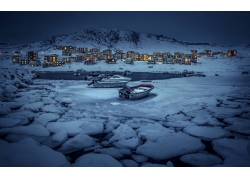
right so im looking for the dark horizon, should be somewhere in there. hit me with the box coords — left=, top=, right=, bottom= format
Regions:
left=1, top=11, right=250, bottom=46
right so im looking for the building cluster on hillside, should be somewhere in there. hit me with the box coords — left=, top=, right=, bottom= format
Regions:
left=11, top=45, right=237, bottom=67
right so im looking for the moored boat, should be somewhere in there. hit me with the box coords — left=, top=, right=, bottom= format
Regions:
left=119, top=84, right=154, bottom=100
left=88, top=80, right=129, bottom=88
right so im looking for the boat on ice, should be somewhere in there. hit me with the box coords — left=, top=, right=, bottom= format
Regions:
left=101, top=75, right=132, bottom=82
left=88, top=80, right=129, bottom=88
left=118, top=84, right=154, bottom=100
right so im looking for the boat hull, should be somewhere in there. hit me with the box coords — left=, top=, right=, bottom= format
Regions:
left=92, top=81, right=128, bottom=88
left=119, top=84, right=154, bottom=100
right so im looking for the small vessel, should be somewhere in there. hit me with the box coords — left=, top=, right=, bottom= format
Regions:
left=119, top=84, right=154, bottom=100
left=88, top=80, right=129, bottom=88
left=101, top=75, right=131, bottom=82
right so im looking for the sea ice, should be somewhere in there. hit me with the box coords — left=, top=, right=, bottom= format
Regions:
left=136, top=123, right=175, bottom=142
left=0, top=117, right=21, bottom=128
left=94, top=147, right=124, bottom=159
left=34, top=113, right=60, bottom=126
left=120, top=159, right=138, bottom=167
left=72, top=153, right=123, bottom=167
left=0, top=124, right=50, bottom=137
left=0, top=138, right=70, bottom=167
left=131, top=154, right=148, bottom=163
left=136, top=132, right=205, bottom=160
left=212, top=138, right=250, bottom=159
left=57, top=133, right=96, bottom=154
left=109, top=124, right=137, bottom=142
left=180, top=153, right=223, bottom=166
left=183, top=126, right=230, bottom=141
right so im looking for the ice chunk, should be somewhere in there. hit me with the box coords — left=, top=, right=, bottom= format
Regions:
left=131, top=154, right=148, bottom=163
left=214, top=155, right=250, bottom=167
left=0, top=117, right=21, bottom=128
left=212, top=138, right=250, bottom=159
left=180, top=153, right=223, bottom=166
left=0, top=138, right=70, bottom=167
left=136, top=132, right=205, bottom=160
left=72, top=153, right=123, bottom=167
left=225, top=119, right=250, bottom=135
left=120, top=159, right=138, bottom=167
left=94, top=147, right=124, bottom=159
left=0, top=124, right=50, bottom=137
left=115, top=137, right=140, bottom=149
left=41, top=104, right=61, bottom=113
left=109, top=124, right=137, bottom=142
left=34, top=113, right=60, bottom=126
left=183, top=126, right=230, bottom=141
left=57, top=133, right=96, bottom=154
left=21, top=102, right=44, bottom=112
left=136, top=123, right=174, bottom=142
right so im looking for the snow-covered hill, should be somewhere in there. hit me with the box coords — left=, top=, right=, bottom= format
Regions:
left=1, top=28, right=243, bottom=55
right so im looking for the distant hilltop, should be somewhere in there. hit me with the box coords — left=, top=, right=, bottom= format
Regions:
left=1, top=28, right=218, bottom=53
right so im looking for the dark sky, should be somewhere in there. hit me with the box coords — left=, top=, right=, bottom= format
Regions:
left=1, top=11, right=250, bottom=46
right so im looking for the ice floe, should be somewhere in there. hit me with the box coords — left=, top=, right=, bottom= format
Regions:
left=109, top=124, right=137, bottom=142
left=0, top=124, right=50, bottom=137
left=72, top=153, right=123, bottom=167
left=94, top=147, right=124, bottom=159
left=183, top=126, right=230, bottom=141
left=0, top=138, right=70, bottom=167
left=33, top=113, right=60, bottom=126
left=120, top=159, right=138, bottom=167
left=57, top=133, right=96, bottom=154
left=180, top=153, right=223, bottom=166
left=212, top=138, right=250, bottom=159
left=136, top=132, right=205, bottom=160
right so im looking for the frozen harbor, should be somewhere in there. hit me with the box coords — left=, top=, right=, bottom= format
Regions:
left=1, top=57, right=250, bottom=166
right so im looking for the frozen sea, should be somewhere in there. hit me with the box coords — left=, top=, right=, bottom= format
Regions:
left=1, top=55, right=250, bottom=167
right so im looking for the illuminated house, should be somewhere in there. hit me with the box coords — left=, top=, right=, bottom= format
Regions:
left=12, top=55, right=22, bottom=63
left=227, top=50, right=237, bottom=56
left=134, top=53, right=141, bottom=61
left=121, top=53, right=127, bottom=59
left=127, top=51, right=135, bottom=58
left=50, top=54, right=59, bottom=65
left=62, top=46, right=76, bottom=51
left=63, top=58, right=71, bottom=64
left=90, top=48, right=100, bottom=54
left=44, top=55, right=50, bottom=63
left=27, top=51, right=38, bottom=61
left=76, top=54, right=86, bottom=62
left=142, top=53, right=149, bottom=61
left=174, top=52, right=181, bottom=58
left=78, top=47, right=88, bottom=53
left=114, top=54, right=122, bottom=60
left=20, top=59, right=28, bottom=65
left=103, top=49, right=112, bottom=55
left=98, top=53, right=110, bottom=60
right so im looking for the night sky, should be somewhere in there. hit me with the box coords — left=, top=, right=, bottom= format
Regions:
left=1, top=11, right=250, bottom=46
